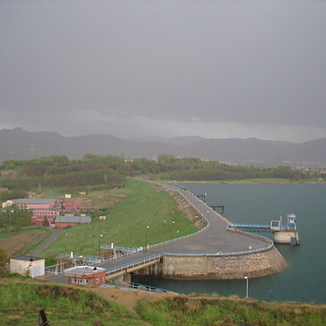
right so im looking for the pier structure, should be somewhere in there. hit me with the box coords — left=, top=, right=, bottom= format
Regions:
left=228, top=214, right=300, bottom=245
left=209, top=205, right=224, bottom=214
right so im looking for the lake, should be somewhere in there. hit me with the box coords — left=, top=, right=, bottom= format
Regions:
left=133, top=183, right=326, bottom=304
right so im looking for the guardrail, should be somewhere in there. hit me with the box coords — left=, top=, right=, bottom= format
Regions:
left=106, top=253, right=163, bottom=276
left=102, top=279, right=181, bottom=294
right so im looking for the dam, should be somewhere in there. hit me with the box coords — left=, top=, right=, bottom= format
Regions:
left=48, top=181, right=290, bottom=284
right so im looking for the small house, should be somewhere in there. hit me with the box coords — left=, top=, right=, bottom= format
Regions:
left=10, top=255, right=45, bottom=278
left=64, top=266, right=106, bottom=287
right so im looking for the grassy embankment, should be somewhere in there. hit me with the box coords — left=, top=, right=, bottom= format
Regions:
left=1, top=279, right=325, bottom=326
left=0, top=279, right=143, bottom=326
left=40, top=179, right=202, bottom=258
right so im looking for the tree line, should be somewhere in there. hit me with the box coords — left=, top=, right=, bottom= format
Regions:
left=0, top=154, right=309, bottom=195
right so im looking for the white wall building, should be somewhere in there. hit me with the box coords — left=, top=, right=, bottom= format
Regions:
left=10, top=255, right=45, bottom=278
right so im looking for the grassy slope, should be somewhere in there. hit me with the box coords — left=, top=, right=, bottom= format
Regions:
left=136, top=295, right=326, bottom=326
left=1, top=279, right=325, bottom=326
left=0, top=279, right=144, bottom=326
left=40, top=179, right=199, bottom=257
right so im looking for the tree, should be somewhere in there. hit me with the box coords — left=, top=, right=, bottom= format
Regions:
left=0, top=247, right=8, bottom=277
left=42, top=217, right=50, bottom=227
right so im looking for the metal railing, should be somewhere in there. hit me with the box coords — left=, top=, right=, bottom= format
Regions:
left=102, top=279, right=181, bottom=294
left=106, top=253, right=163, bottom=276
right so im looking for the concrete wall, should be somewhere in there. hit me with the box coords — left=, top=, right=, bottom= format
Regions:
left=134, top=247, right=287, bottom=280
left=10, top=258, right=45, bottom=278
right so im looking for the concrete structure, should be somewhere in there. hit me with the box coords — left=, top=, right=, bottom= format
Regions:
left=54, top=215, right=91, bottom=228
left=64, top=266, right=106, bottom=286
left=10, top=255, right=45, bottom=278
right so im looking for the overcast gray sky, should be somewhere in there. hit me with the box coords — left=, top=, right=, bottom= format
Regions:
left=1, top=0, right=326, bottom=142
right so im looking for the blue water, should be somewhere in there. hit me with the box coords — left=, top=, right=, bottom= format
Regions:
left=133, top=183, right=326, bottom=304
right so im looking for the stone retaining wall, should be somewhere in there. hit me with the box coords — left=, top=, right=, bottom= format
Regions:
left=160, top=247, right=287, bottom=280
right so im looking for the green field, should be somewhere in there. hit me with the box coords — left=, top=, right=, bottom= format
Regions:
left=41, top=179, right=202, bottom=257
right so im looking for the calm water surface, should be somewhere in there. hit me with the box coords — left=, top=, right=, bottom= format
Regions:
left=133, top=183, right=326, bottom=304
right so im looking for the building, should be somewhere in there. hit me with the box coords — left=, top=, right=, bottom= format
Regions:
left=32, top=209, right=60, bottom=225
left=54, top=215, right=92, bottom=228
left=10, top=255, right=45, bottom=278
left=2, top=198, right=59, bottom=209
left=64, top=203, right=82, bottom=211
left=64, top=266, right=106, bottom=286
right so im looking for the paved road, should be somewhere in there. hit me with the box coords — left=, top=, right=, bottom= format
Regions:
left=32, top=228, right=62, bottom=256
left=46, top=184, right=270, bottom=284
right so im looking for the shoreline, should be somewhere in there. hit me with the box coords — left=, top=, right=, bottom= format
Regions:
left=161, top=178, right=326, bottom=184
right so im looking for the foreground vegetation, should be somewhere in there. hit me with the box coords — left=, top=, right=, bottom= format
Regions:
left=137, top=296, right=326, bottom=326
left=0, top=279, right=325, bottom=326
left=0, top=279, right=143, bottom=326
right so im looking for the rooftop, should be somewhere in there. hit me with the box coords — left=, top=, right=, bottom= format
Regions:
left=64, top=266, right=106, bottom=276
left=11, top=255, right=44, bottom=261
left=55, top=216, right=91, bottom=223
left=14, top=198, right=57, bottom=204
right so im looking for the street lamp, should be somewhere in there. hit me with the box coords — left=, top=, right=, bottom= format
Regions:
left=170, top=221, right=175, bottom=240
left=98, top=234, right=103, bottom=257
left=245, top=276, right=249, bottom=298
left=145, top=226, right=150, bottom=249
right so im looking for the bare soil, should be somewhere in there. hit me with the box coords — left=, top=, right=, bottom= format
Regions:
left=0, top=229, right=49, bottom=256
left=94, top=286, right=178, bottom=309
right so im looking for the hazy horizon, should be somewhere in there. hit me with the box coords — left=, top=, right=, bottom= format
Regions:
left=1, top=1, right=326, bottom=143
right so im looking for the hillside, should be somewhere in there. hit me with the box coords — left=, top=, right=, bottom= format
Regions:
left=1, top=127, right=326, bottom=168
left=1, top=279, right=326, bottom=326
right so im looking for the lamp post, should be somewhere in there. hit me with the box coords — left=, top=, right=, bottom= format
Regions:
left=245, top=276, right=249, bottom=298
left=145, top=226, right=150, bottom=249
left=98, top=234, right=103, bottom=257
left=170, top=221, right=175, bottom=241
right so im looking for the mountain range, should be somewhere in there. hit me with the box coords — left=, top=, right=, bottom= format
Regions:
left=1, top=127, right=326, bottom=168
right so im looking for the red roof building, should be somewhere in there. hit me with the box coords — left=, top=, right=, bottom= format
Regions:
left=32, top=209, right=59, bottom=225
left=64, top=266, right=106, bottom=287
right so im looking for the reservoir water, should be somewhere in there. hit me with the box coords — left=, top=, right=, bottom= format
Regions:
left=133, top=183, right=326, bottom=304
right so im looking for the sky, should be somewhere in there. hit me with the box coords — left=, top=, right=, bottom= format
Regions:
left=1, top=0, right=326, bottom=143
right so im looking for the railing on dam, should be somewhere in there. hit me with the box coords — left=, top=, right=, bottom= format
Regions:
left=101, top=279, right=180, bottom=295
left=106, top=253, right=164, bottom=276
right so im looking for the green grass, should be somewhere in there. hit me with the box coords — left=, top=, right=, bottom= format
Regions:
left=1, top=279, right=325, bottom=326
left=0, top=280, right=144, bottom=326
left=135, top=296, right=326, bottom=326
left=40, top=179, right=200, bottom=257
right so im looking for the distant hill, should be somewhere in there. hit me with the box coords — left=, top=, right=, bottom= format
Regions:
left=1, top=127, right=326, bottom=168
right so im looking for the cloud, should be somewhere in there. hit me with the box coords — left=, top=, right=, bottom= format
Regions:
left=1, top=0, right=326, bottom=142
